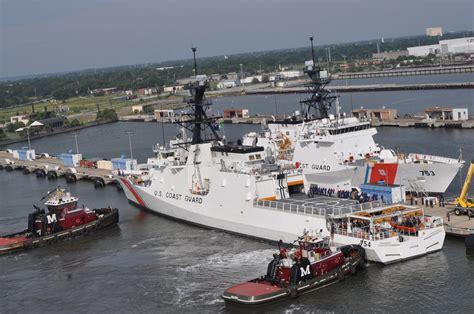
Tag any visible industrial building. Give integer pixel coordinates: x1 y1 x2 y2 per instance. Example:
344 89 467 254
10 115 30 125
426 27 443 37
163 85 185 94
372 50 408 60
223 108 250 119
408 37 474 56
352 107 398 121
132 104 154 113
240 75 262 84
154 109 175 122
424 107 469 121
217 80 239 89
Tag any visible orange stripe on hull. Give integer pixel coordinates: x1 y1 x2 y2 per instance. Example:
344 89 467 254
287 180 304 187
258 196 277 201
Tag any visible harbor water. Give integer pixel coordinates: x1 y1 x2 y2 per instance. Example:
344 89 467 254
1 78 474 312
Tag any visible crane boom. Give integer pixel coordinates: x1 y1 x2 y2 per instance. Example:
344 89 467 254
456 160 474 208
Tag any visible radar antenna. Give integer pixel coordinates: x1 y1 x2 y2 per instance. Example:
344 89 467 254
176 47 221 146
300 36 337 120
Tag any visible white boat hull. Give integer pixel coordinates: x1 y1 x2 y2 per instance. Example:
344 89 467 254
303 161 462 194
332 226 445 264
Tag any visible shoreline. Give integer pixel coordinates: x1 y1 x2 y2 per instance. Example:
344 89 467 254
0 120 116 148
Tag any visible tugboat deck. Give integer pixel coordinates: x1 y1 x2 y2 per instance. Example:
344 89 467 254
255 195 382 217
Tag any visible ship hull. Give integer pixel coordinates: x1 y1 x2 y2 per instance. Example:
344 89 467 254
0 208 119 255
118 177 329 244
304 161 462 194
222 249 364 305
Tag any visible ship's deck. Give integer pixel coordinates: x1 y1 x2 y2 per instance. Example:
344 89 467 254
284 194 357 210
255 194 382 217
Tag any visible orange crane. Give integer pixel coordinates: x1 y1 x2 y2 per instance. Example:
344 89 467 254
454 160 474 216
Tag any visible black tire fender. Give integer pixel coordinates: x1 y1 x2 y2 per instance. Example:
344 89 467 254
289 286 298 299
338 269 345 281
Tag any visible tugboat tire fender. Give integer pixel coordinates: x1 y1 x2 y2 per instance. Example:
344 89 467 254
350 265 357 275
338 269 345 281
289 286 299 299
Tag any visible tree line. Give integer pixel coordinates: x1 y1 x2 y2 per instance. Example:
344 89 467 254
1 31 471 109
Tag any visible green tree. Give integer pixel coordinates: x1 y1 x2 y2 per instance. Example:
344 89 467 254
96 109 118 122
6 121 25 133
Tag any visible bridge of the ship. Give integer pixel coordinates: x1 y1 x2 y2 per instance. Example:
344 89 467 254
254 195 382 218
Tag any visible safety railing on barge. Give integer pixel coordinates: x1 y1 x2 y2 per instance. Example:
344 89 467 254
253 199 383 217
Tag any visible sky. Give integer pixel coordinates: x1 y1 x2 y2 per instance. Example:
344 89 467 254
1 0 473 78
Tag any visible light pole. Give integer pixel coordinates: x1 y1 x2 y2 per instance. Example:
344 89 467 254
16 121 43 151
73 133 79 154
26 128 31 150
126 131 134 160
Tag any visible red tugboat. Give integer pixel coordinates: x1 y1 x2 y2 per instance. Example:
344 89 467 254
222 235 365 305
0 188 119 254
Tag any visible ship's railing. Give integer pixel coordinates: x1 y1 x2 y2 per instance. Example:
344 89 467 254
334 227 401 241
253 199 383 218
254 199 325 216
407 153 461 164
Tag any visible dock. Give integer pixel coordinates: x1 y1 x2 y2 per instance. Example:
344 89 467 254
423 204 474 237
0 151 116 188
371 118 474 129
334 65 474 80
246 82 474 95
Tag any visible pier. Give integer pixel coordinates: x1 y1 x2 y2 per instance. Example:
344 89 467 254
0 151 115 188
370 118 474 129
246 82 474 95
334 65 474 79
423 204 474 237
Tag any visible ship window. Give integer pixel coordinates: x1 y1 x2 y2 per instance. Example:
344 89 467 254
255 154 262 159
249 155 255 160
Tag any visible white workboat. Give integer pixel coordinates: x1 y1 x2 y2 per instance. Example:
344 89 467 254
329 204 445 264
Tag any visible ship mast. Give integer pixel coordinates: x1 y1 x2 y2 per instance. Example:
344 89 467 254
300 36 337 120
177 47 220 146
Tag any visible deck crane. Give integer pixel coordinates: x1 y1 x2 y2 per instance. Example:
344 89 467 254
454 160 474 216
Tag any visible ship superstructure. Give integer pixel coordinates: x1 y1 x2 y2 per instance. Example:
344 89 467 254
243 37 463 195
117 48 445 263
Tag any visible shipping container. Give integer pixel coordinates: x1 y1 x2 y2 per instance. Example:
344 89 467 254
111 158 137 170
96 160 113 170
57 153 82 167
79 160 96 168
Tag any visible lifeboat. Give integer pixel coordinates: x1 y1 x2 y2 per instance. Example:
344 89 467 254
222 236 365 305
0 187 119 255
389 221 417 234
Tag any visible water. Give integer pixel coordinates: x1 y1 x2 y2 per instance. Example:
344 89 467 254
0 171 472 313
1 78 474 312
